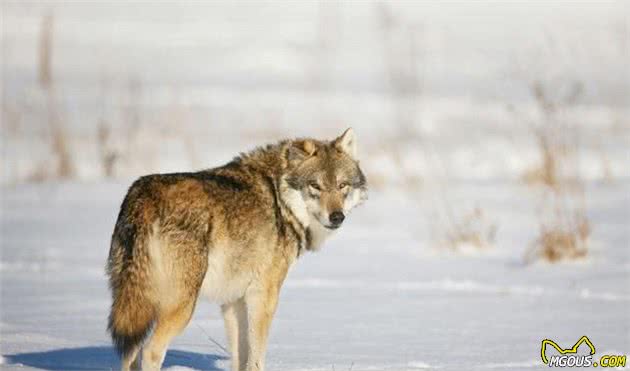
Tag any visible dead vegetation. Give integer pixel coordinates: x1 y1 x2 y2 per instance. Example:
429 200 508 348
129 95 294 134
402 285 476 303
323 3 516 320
375 2 425 190
375 4 497 253
440 207 497 252
40 13 75 180
521 80 583 189
4 14 160 184
97 120 118 178
520 80 592 263
525 186 590 264
527 219 589 263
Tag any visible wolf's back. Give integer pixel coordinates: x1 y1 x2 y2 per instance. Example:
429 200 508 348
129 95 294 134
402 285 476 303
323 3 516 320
106 177 158 358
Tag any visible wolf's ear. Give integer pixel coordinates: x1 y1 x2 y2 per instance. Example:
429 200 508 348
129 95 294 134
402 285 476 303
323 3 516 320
333 128 357 159
288 140 317 164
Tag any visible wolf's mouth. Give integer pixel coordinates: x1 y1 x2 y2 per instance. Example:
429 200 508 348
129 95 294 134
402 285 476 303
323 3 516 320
324 224 340 230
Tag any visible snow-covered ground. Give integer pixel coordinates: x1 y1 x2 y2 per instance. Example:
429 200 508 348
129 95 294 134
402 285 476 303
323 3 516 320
1 180 628 370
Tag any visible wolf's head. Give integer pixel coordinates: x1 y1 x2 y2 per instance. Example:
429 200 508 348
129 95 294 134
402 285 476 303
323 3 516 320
284 128 368 233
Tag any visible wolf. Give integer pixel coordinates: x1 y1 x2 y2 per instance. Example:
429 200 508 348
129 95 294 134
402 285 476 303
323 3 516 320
106 128 367 371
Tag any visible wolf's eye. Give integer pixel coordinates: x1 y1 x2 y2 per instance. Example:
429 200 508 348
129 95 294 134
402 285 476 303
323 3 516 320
309 183 321 191
339 182 349 190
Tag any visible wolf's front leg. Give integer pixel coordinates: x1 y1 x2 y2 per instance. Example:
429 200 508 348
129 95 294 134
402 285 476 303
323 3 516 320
221 298 248 371
244 285 280 371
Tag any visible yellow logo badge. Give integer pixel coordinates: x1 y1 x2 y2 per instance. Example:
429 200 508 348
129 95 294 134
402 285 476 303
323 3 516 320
541 336 626 368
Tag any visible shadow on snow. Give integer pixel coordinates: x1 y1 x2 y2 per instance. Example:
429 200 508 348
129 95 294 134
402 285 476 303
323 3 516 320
3 346 226 370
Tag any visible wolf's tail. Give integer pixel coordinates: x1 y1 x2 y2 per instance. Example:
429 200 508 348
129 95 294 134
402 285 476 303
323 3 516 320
106 218 156 357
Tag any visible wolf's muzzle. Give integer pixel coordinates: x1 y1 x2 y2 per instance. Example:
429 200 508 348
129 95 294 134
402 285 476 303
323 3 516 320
329 211 345 227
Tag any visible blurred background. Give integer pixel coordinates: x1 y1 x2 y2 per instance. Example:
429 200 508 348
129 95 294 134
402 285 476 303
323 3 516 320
1 1 629 370
3 1 628 184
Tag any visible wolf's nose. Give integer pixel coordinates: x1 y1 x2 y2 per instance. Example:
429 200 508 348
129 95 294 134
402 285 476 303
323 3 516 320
329 211 345 226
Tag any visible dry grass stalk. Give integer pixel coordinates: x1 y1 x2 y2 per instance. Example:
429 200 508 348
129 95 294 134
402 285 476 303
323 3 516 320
39 13 74 179
522 81 582 189
526 213 590 263
526 191 591 264
375 3 425 189
97 120 118 177
51 122 73 178
522 127 559 188
441 207 497 252
25 164 50 183
520 79 591 263
38 14 53 90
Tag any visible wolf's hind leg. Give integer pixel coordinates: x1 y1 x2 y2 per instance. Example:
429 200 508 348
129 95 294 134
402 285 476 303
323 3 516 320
130 351 141 370
121 344 141 371
222 298 248 371
141 299 196 371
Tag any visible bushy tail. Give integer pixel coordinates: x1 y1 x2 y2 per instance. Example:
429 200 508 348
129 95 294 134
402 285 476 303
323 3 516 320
107 230 156 357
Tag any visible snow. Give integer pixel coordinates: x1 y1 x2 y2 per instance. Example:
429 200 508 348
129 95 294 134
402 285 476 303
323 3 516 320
1 180 628 370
